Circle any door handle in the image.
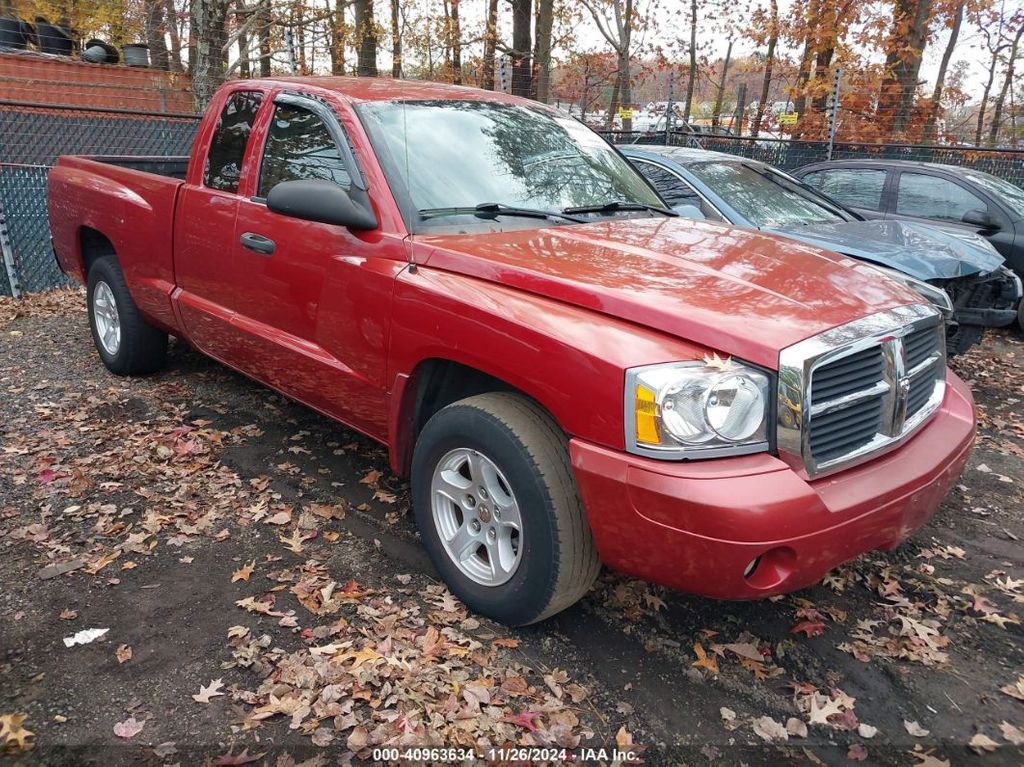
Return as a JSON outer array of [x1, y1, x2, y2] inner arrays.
[[239, 232, 275, 255]]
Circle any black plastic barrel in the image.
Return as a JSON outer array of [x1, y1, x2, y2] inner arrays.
[[0, 16, 29, 49], [35, 20, 74, 55]]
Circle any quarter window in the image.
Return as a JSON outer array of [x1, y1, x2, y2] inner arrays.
[[204, 91, 263, 193], [803, 169, 887, 211], [896, 172, 988, 222], [258, 103, 351, 198]]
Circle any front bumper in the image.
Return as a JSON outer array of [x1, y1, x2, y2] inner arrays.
[[570, 372, 976, 599]]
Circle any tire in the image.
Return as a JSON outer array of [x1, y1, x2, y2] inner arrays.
[[411, 392, 600, 625], [86, 256, 168, 375], [1018, 299, 1024, 334]]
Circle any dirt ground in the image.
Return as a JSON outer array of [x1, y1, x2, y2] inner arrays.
[[1, 289, 1022, 766]]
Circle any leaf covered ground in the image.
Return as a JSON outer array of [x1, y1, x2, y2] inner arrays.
[[1, 289, 1022, 765]]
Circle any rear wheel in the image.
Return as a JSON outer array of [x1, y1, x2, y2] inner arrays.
[[87, 256, 167, 375], [411, 392, 600, 625]]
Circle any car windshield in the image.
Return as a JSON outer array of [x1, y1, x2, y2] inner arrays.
[[961, 170, 1024, 218], [356, 99, 664, 229], [685, 160, 848, 228]]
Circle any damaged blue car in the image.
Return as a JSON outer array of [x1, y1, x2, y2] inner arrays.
[[622, 145, 1023, 355]]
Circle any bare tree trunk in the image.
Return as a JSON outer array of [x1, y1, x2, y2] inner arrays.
[[258, 0, 272, 76], [878, 0, 935, 139], [989, 23, 1024, 145], [790, 31, 815, 137], [390, 0, 401, 77], [922, 0, 963, 142], [236, 2, 251, 78], [450, 0, 462, 83], [976, 45, 1000, 145], [145, 0, 170, 70], [606, 74, 620, 129], [682, 0, 696, 122], [751, 0, 778, 138], [295, 3, 307, 74], [353, 0, 377, 76], [711, 38, 733, 129], [481, 0, 498, 89], [166, 0, 183, 71], [533, 0, 554, 103], [510, 0, 532, 97], [189, 0, 229, 111]]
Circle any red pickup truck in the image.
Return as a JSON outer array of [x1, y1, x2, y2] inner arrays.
[[48, 78, 976, 625]]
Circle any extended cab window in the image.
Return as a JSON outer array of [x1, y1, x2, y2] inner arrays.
[[204, 91, 263, 193], [258, 103, 352, 197]]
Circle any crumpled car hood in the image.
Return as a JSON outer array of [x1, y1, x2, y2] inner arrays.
[[771, 219, 1004, 280]]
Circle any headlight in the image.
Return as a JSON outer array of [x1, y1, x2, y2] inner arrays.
[[871, 265, 954, 318], [626, 359, 771, 459]]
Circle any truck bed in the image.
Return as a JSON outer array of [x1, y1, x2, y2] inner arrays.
[[48, 154, 187, 333]]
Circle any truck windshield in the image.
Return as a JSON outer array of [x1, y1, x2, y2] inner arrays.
[[686, 161, 850, 229], [356, 99, 664, 229]]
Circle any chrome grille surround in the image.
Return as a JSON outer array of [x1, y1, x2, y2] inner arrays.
[[777, 304, 946, 479]]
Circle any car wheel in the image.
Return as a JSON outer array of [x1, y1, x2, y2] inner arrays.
[[411, 392, 600, 625], [1018, 299, 1024, 334], [87, 256, 168, 375]]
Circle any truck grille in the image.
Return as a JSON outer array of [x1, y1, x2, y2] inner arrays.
[[778, 305, 946, 478]]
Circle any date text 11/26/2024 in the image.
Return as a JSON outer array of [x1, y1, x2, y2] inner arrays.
[[371, 747, 643, 762]]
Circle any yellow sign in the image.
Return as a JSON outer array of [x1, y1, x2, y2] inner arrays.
[[618, 108, 634, 119], [779, 112, 799, 126]]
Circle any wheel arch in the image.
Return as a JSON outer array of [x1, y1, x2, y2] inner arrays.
[[79, 226, 118, 276], [388, 357, 564, 478]]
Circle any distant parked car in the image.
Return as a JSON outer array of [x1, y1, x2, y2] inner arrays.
[[792, 160, 1024, 280], [622, 146, 1022, 354]]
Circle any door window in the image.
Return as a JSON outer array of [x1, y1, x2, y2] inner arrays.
[[632, 159, 722, 220], [204, 91, 263, 193], [803, 169, 887, 211], [258, 103, 352, 198], [896, 172, 988, 222]]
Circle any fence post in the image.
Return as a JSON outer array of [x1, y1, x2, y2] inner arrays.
[[826, 67, 841, 161], [0, 198, 23, 299], [665, 72, 674, 146]]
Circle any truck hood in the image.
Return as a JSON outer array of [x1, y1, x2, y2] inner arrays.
[[769, 220, 1004, 280], [414, 217, 917, 370]]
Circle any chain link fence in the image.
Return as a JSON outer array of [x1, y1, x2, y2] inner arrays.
[[603, 131, 1024, 188], [2, 99, 1024, 296], [0, 102, 200, 296]]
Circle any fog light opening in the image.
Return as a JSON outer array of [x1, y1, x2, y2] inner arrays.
[[743, 556, 762, 578], [743, 546, 797, 590]]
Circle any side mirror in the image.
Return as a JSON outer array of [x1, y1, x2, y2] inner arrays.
[[266, 179, 377, 230], [672, 203, 706, 220], [961, 208, 999, 230]]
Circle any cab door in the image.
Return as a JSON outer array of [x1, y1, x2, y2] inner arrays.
[[228, 93, 402, 436], [173, 88, 265, 363]]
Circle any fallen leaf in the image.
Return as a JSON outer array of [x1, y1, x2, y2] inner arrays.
[[0, 713, 34, 752], [692, 642, 719, 673], [115, 644, 132, 664], [232, 560, 255, 582], [213, 749, 266, 765], [1001, 675, 1024, 701], [752, 716, 788, 742], [847, 744, 868, 761], [791, 620, 827, 638], [615, 725, 635, 749], [504, 711, 542, 732], [968, 732, 999, 754], [904, 720, 930, 738], [786, 717, 808, 738], [193, 679, 226, 704], [1000, 721, 1024, 746], [59, 609, 77, 620], [858, 723, 878, 739], [279, 528, 312, 554], [113, 716, 144, 739]]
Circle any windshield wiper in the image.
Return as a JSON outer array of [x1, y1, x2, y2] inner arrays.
[[562, 200, 677, 217], [418, 203, 585, 224]]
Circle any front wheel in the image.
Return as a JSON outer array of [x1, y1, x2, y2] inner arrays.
[[87, 256, 168, 375], [411, 393, 600, 625]]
